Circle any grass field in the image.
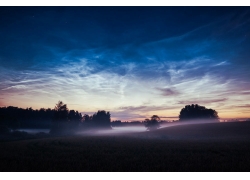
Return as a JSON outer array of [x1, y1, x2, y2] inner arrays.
[[1, 121, 250, 172]]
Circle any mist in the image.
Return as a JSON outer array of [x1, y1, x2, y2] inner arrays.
[[160, 119, 221, 129], [74, 119, 222, 137], [13, 119, 222, 137], [76, 126, 147, 136], [18, 128, 50, 134]]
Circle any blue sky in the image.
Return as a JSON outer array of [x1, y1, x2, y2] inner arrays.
[[0, 7, 250, 120]]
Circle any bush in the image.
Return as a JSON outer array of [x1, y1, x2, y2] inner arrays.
[[144, 115, 160, 131]]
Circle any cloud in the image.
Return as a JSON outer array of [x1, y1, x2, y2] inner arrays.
[[216, 90, 250, 98], [2, 85, 27, 90], [118, 104, 179, 113], [111, 111, 147, 121], [241, 91, 250, 95], [178, 98, 228, 105], [157, 87, 179, 96], [234, 104, 250, 108], [1, 7, 250, 119]]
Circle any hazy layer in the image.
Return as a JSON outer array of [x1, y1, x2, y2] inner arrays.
[[76, 126, 147, 136]]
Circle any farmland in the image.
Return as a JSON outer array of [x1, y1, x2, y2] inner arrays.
[[1, 121, 250, 171]]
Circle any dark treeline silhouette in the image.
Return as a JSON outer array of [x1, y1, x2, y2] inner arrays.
[[82, 110, 111, 130], [111, 120, 122, 127], [0, 101, 82, 135], [179, 104, 219, 121], [0, 100, 113, 137], [50, 101, 111, 134], [144, 115, 161, 131], [0, 106, 54, 130], [0, 101, 112, 135], [1, 101, 220, 136]]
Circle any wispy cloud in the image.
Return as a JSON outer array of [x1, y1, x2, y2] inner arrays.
[[178, 98, 228, 105], [118, 105, 178, 112], [157, 87, 180, 96], [233, 104, 250, 108]]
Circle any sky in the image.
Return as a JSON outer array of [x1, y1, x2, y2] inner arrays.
[[0, 6, 250, 121]]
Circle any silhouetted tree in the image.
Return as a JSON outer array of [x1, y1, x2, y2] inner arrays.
[[0, 102, 84, 134], [91, 110, 111, 129], [68, 110, 82, 130], [0, 106, 54, 129], [54, 101, 68, 120], [80, 111, 111, 130], [144, 115, 161, 131], [83, 114, 91, 123], [0, 106, 20, 130], [179, 104, 219, 121], [50, 101, 69, 135]]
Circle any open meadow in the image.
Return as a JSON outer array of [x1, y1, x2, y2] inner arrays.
[[1, 121, 250, 172]]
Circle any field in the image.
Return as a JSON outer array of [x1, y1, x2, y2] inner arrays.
[[1, 121, 250, 172]]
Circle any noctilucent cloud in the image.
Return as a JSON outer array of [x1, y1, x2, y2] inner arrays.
[[0, 7, 250, 121]]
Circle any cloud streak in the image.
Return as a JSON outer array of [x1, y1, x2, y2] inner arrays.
[[178, 98, 228, 105], [157, 87, 180, 96]]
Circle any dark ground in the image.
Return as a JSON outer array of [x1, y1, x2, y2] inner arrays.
[[1, 121, 250, 172]]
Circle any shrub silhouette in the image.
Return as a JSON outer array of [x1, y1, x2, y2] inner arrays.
[[144, 115, 161, 131], [179, 104, 219, 121]]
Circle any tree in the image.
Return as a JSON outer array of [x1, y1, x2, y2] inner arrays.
[[68, 110, 82, 130], [50, 101, 69, 135], [91, 110, 111, 129], [179, 104, 219, 121], [83, 114, 91, 123], [144, 115, 161, 131], [54, 101, 68, 121], [0, 103, 82, 131]]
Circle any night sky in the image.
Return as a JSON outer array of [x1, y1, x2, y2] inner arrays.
[[0, 7, 250, 121]]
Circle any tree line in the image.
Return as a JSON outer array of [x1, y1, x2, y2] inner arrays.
[[0, 106, 55, 130], [50, 101, 111, 135], [0, 101, 111, 135], [0, 101, 219, 134]]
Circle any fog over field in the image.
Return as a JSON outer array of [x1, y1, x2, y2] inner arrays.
[[73, 120, 235, 139], [17, 119, 230, 136], [1, 121, 250, 172], [77, 126, 147, 135]]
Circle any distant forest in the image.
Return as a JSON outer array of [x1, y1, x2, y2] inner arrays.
[[0, 101, 219, 135], [0, 101, 112, 134]]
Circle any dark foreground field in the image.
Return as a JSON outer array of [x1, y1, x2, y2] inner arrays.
[[1, 121, 250, 172]]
